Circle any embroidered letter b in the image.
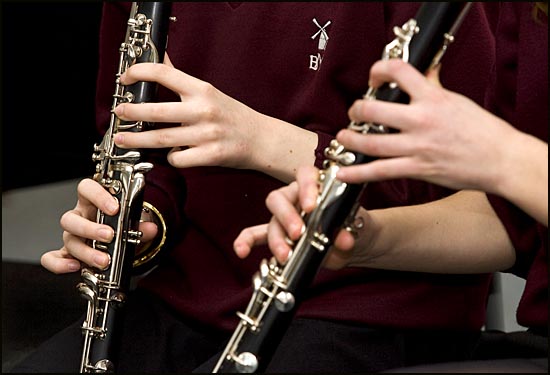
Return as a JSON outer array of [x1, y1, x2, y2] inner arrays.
[[309, 53, 322, 71]]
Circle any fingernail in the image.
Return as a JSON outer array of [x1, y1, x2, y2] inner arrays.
[[304, 197, 315, 210], [234, 244, 244, 256], [106, 198, 118, 214], [99, 228, 113, 242], [94, 254, 110, 268], [277, 246, 290, 263], [68, 262, 81, 272], [114, 134, 124, 145], [289, 223, 300, 238], [114, 104, 124, 116]]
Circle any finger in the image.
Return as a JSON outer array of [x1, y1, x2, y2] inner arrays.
[[40, 249, 81, 274], [336, 129, 420, 158], [233, 224, 268, 259], [347, 99, 417, 132], [114, 119, 215, 150], [139, 221, 159, 244], [64, 233, 110, 269], [336, 156, 423, 184], [266, 217, 293, 264], [76, 178, 119, 217], [166, 143, 230, 168], [322, 231, 356, 270], [333, 229, 356, 252], [60, 210, 115, 244], [163, 52, 174, 68], [295, 165, 321, 213], [323, 246, 354, 271], [369, 59, 433, 98], [119, 62, 207, 96], [113, 100, 210, 125], [425, 64, 443, 87], [265, 183, 304, 241]]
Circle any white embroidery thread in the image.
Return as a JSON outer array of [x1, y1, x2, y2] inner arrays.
[[311, 18, 331, 50], [310, 18, 331, 71]]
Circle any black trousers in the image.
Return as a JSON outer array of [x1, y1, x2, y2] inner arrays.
[[10, 288, 488, 373]]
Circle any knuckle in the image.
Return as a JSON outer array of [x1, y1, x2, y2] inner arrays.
[[271, 236, 286, 251], [149, 104, 169, 121], [77, 178, 92, 194], [155, 131, 173, 147], [199, 102, 220, 122], [210, 143, 223, 158], [390, 58, 408, 74], [197, 80, 216, 97], [370, 59, 385, 76], [425, 86, 447, 104], [125, 63, 140, 78], [63, 232, 77, 249], [152, 62, 170, 77], [211, 123, 225, 138], [59, 211, 73, 230], [363, 137, 382, 154], [265, 189, 281, 207], [348, 100, 363, 120], [411, 108, 430, 128], [40, 252, 49, 265], [373, 165, 392, 180], [166, 150, 178, 166], [206, 143, 224, 165]]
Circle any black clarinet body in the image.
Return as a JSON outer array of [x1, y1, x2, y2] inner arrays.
[[77, 3, 172, 372], [213, 2, 472, 373]]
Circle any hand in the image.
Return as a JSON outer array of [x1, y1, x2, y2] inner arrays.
[[112, 55, 317, 183], [336, 58, 516, 194], [233, 165, 359, 270], [40, 178, 158, 274]]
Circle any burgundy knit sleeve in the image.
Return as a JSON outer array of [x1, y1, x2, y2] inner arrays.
[[483, 2, 548, 278]]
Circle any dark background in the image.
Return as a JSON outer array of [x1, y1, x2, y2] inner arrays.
[[2, 2, 105, 371], [2, 1, 104, 192]]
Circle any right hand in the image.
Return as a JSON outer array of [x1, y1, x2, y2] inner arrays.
[[234, 165, 360, 270], [41, 178, 158, 274], [337, 59, 516, 193]]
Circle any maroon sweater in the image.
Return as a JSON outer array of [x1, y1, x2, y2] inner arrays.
[[483, 2, 548, 333], [95, 2, 496, 332]]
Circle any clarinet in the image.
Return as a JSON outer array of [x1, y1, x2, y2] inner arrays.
[[213, 2, 473, 373], [77, 3, 172, 372]]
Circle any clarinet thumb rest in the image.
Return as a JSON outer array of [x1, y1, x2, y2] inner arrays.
[[132, 201, 167, 275]]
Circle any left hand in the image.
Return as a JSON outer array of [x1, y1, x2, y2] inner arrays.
[[113, 55, 317, 183]]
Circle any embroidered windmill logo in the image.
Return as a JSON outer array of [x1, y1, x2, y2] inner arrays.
[[311, 18, 331, 50]]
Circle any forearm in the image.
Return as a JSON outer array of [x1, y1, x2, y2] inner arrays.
[[494, 130, 548, 226], [351, 190, 516, 274], [252, 114, 318, 183]]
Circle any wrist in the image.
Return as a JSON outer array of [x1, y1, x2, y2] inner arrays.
[[495, 130, 548, 225], [251, 115, 318, 183]]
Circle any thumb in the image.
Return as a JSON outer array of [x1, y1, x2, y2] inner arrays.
[[163, 52, 174, 68], [425, 63, 442, 87]]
